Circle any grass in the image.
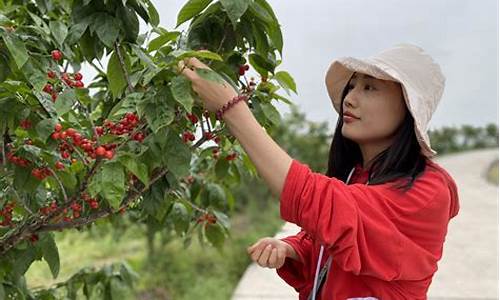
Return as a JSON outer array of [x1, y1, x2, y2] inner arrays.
[[486, 159, 499, 186], [26, 198, 284, 300]]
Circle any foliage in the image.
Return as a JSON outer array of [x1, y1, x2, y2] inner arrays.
[[0, 0, 297, 297]]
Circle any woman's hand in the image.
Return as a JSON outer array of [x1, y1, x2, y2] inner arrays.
[[247, 237, 298, 269], [177, 57, 239, 113]]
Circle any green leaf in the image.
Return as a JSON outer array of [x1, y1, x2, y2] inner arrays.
[[145, 0, 160, 27], [118, 5, 140, 43], [109, 277, 128, 299], [195, 68, 226, 85], [260, 102, 281, 126], [65, 22, 89, 45], [267, 23, 283, 55], [118, 154, 149, 185], [172, 201, 189, 235], [170, 75, 194, 113], [49, 21, 68, 47], [0, 52, 11, 83], [176, 0, 214, 27], [107, 51, 129, 99], [212, 210, 230, 229], [163, 130, 192, 178], [91, 13, 120, 48], [138, 95, 175, 133], [205, 222, 225, 250], [54, 89, 76, 116], [273, 71, 297, 94], [35, 118, 57, 142], [249, 53, 275, 77], [175, 49, 223, 62], [41, 234, 60, 279], [1, 32, 28, 68], [101, 162, 126, 209], [147, 31, 180, 52], [214, 158, 229, 179], [220, 0, 249, 27], [206, 182, 226, 207]]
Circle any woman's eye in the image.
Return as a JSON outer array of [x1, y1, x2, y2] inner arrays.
[[365, 84, 375, 91]]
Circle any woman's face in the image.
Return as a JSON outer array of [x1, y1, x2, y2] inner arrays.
[[341, 72, 407, 144]]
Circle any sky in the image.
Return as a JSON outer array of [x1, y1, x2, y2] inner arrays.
[[113, 0, 499, 131]]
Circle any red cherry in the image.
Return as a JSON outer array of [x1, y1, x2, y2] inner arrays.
[[54, 123, 62, 132], [89, 200, 99, 209], [51, 132, 60, 140], [214, 136, 221, 144], [244, 64, 249, 71], [73, 81, 84, 88], [74, 72, 83, 80], [65, 128, 76, 137], [238, 66, 246, 76], [43, 83, 53, 94], [51, 50, 63, 61], [104, 150, 114, 159], [29, 234, 39, 243], [132, 132, 145, 142], [51, 93, 58, 102], [55, 161, 65, 170], [47, 70, 56, 79], [203, 132, 214, 140], [95, 146, 106, 157], [61, 151, 70, 159]]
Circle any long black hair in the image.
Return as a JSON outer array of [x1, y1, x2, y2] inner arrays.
[[326, 75, 428, 192]]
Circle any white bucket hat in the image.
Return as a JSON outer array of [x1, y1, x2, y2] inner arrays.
[[324, 43, 445, 158]]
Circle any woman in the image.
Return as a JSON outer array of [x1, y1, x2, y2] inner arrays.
[[178, 43, 460, 300]]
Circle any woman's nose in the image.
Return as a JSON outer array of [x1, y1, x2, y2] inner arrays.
[[344, 90, 358, 108]]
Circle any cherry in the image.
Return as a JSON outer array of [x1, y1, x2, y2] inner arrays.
[[95, 146, 106, 157], [51, 50, 63, 61], [104, 150, 114, 159], [55, 161, 65, 170], [225, 153, 238, 161], [51, 132, 60, 140], [187, 113, 198, 124], [43, 83, 53, 93], [132, 132, 145, 142], [74, 72, 83, 80], [20, 119, 32, 129], [73, 81, 84, 88], [214, 136, 221, 144], [51, 93, 58, 102], [29, 234, 39, 243], [54, 123, 62, 132], [47, 70, 56, 79], [61, 151, 70, 159], [203, 132, 214, 140]]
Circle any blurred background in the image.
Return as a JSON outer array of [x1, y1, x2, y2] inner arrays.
[[25, 0, 498, 299]]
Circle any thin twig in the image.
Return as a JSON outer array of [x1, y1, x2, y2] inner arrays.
[[114, 42, 133, 92], [46, 167, 68, 203]]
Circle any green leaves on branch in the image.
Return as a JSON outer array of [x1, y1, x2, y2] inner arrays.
[[107, 49, 131, 98], [176, 0, 214, 28], [273, 71, 297, 95], [89, 162, 126, 209], [220, 0, 250, 27], [1, 32, 28, 69]]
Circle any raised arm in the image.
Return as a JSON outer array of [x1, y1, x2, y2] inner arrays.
[[178, 57, 293, 199]]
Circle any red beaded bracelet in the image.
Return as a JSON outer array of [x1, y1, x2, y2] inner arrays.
[[215, 94, 249, 120]]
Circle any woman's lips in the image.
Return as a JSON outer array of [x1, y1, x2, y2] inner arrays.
[[343, 115, 359, 123]]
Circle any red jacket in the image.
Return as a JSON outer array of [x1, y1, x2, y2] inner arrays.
[[276, 158, 460, 300]]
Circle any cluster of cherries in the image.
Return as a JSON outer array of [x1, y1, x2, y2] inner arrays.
[[0, 201, 15, 227], [6, 151, 30, 167], [43, 50, 84, 102], [50, 112, 144, 164], [31, 167, 52, 180]]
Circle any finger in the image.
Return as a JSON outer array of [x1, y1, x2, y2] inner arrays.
[[276, 246, 287, 268], [268, 248, 278, 268], [186, 57, 210, 70], [247, 239, 264, 254], [257, 244, 272, 267], [178, 61, 198, 82], [250, 243, 267, 262]]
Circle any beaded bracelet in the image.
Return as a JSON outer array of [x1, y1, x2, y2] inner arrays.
[[215, 94, 249, 120]]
